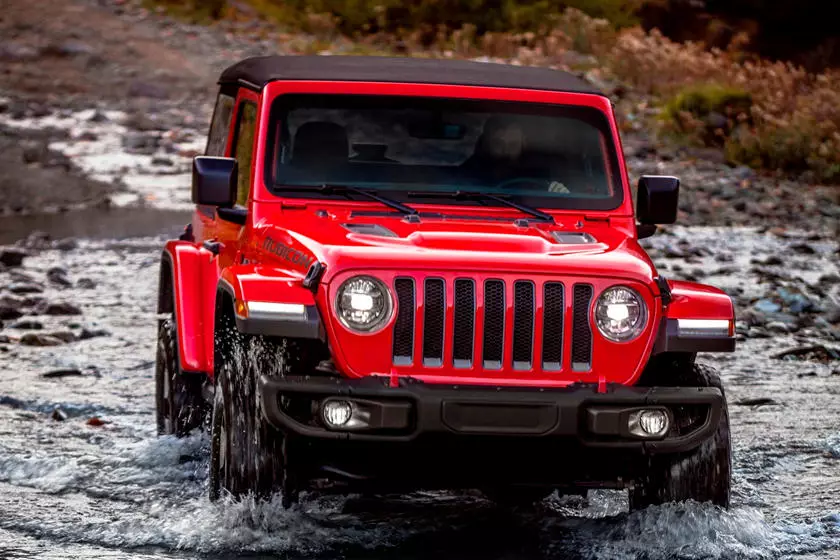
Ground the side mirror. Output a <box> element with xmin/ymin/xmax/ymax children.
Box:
<box><xmin>192</xmin><ymin>156</ymin><xmax>237</xmax><ymax>207</ymax></box>
<box><xmin>636</xmin><ymin>175</ymin><xmax>679</xmax><ymax>225</ymax></box>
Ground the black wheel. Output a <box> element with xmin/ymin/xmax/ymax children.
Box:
<box><xmin>629</xmin><ymin>355</ymin><xmax>732</xmax><ymax>510</ymax></box>
<box><xmin>155</xmin><ymin>317</ymin><xmax>208</xmax><ymax>437</ymax></box>
<box><xmin>209</xmin><ymin>303</ymin><xmax>305</xmax><ymax>507</ymax></box>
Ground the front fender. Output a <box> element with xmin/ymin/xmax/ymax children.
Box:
<box><xmin>161</xmin><ymin>241</ymin><xmax>219</xmax><ymax>374</ymax></box>
<box><xmin>653</xmin><ymin>280</ymin><xmax>736</xmax><ymax>354</ymax></box>
<box><xmin>218</xmin><ymin>265</ymin><xmax>324</xmax><ymax>340</ymax></box>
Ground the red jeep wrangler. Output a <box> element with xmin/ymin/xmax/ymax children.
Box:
<box><xmin>155</xmin><ymin>55</ymin><xmax>735</xmax><ymax>509</ymax></box>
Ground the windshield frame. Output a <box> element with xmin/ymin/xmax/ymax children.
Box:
<box><xmin>261</xmin><ymin>89</ymin><xmax>626</xmax><ymax>212</ymax></box>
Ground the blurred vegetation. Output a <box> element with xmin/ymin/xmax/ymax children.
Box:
<box><xmin>147</xmin><ymin>0</ymin><xmax>840</xmax><ymax>183</ymax></box>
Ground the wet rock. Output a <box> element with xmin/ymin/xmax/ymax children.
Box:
<box><xmin>8</xmin><ymin>283</ymin><xmax>43</xmax><ymax>295</ymax></box>
<box><xmin>46</xmin><ymin>267</ymin><xmax>72</xmax><ymax>287</ymax></box>
<box><xmin>0</xmin><ymin>334</ymin><xmax>10</xmax><ymax>344</ymax></box>
<box><xmin>76</xmin><ymin>278</ymin><xmax>97</xmax><ymax>290</ymax></box>
<box><xmin>47</xmin><ymin>331</ymin><xmax>77</xmax><ymax>343</ymax></box>
<box><xmin>51</xmin><ymin>407</ymin><xmax>68</xmax><ymax>422</ymax></box>
<box><xmin>78</xmin><ymin>328</ymin><xmax>109</xmax><ymax>340</ymax></box>
<box><xmin>42</xmin><ymin>368</ymin><xmax>83</xmax><ymax>379</ymax></box>
<box><xmin>88</xmin><ymin>110</ymin><xmax>109</xmax><ymax>123</ymax></box>
<box><xmin>735</xmin><ymin>397</ymin><xmax>780</xmax><ymax>407</ymax></box>
<box><xmin>19</xmin><ymin>333</ymin><xmax>65</xmax><ymax>346</ymax></box>
<box><xmin>151</xmin><ymin>155</ymin><xmax>174</xmax><ymax>166</ymax></box>
<box><xmin>0</xmin><ymin>248</ymin><xmax>28</xmax><ymax>267</ymax></box>
<box><xmin>53</xmin><ymin>238</ymin><xmax>78</xmax><ymax>251</ymax></box>
<box><xmin>790</xmin><ymin>243</ymin><xmax>816</xmax><ymax>255</ymax></box>
<box><xmin>0</xmin><ymin>395</ymin><xmax>27</xmax><ymax>409</ymax></box>
<box><xmin>20</xmin><ymin>231</ymin><xmax>51</xmax><ymax>250</ymax></box>
<box><xmin>8</xmin><ymin>320</ymin><xmax>43</xmax><ymax>330</ymax></box>
<box><xmin>819</xmin><ymin>273</ymin><xmax>840</xmax><ymax>286</ymax></box>
<box><xmin>753</xmin><ymin>299</ymin><xmax>781</xmax><ymax>314</ymax></box>
<box><xmin>0</xmin><ymin>305</ymin><xmax>24</xmax><ymax>321</ymax></box>
<box><xmin>766</xmin><ymin>321</ymin><xmax>792</xmax><ymax>333</ymax></box>
<box><xmin>773</xmin><ymin>345</ymin><xmax>840</xmax><ymax>363</ymax></box>
<box><xmin>122</xmin><ymin>132</ymin><xmax>158</xmax><ymax>154</ymax></box>
<box><xmin>38</xmin><ymin>302</ymin><xmax>82</xmax><ymax>316</ymax></box>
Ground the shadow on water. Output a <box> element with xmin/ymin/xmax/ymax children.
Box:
<box><xmin>0</xmin><ymin>207</ymin><xmax>192</xmax><ymax>243</ymax></box>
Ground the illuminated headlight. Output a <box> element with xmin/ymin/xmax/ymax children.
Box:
<box><xmin>594</xmin><ymin>286</ymin><xmax>647</xmax><ymax>342</ymax></box>
<box><xmin>335</xmin><ymin>275</ymin><xmax>393</xmax><ymax>332</ymax></box>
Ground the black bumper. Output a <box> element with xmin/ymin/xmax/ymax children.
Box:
<box><xmin>259</xmin><ymin>375</ymin><xmax>723</xmax><ymax>454</ymax></box>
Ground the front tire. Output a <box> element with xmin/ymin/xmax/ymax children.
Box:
<box><xmin>209</xmin><ymin>304</ymin><xmax>299</xmax><ymax>506</ymax></box>
<box><xmin>629</xmin><ymin>355</ymin><xmax>732</xmax><ymax>510</ymax></box>
<box><xmin>155</xmin><ymin>317</ymin><xmax>208</xmax><ymax>437</ymax></box>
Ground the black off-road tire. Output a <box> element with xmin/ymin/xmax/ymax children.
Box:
<box><xmin>209</xmin><ymin>304</ymin><xmax>304</xmax><ymax>507</ymax></box>
<box><xmin>155</xmin><ymin>317</ymin><xmax>208</xmax><ymax>437</ymax></box>
<box><xmin>629</xmin><ymin>354</ymin><xmax>732</xmax><ymax>511</ymax></box>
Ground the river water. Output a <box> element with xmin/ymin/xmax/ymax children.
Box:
<box><xmin>0</xmin><ymin>226</ymin><xmax>837</xmax><ymax>559</ymax></box>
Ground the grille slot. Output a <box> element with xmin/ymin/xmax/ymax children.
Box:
<box><xmin>422</xmin><ymin>278</ymin><xmax>445</xmax><ymax>366</ymax></box>
<box><xmin>482</xmin><ymin>280</ymin><xmax>505</xmax><ymax>369</ymax></box>
<box><xmin>452</xmin><ymin>279</ymin><xmax>475</xmax><ymax>368</ymax></box>
<box><xmin>512</xmin><ymin>281</ymin><xmax>535</xmax><ymax>369</ymax></box>
<box><xmin>571</xmin><ymin>284</ymin><xmax>594</xmax><ymax>371</ymax></box>
<box><xmin>542</xmin><ymin>282</ymin><xmax>564</xmax><ymax>371</ymax></box>
<box><xmin>392</xmin><ymin>278</ymin><xmax>415</xmax><ymax>365</ymax></box>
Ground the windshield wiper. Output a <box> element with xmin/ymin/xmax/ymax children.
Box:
<box><xmin>279</xmin><ymin>184</ymin><xmax>418</xmax><ymax>216</ymax></box>
<box><xmin>407</xmin><ymin>190</ymin><xmax>554</xmax><ymax>223</ymax></box>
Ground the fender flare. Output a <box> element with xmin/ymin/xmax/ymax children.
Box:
<box><xmin>159</xmin><ymin>241</ymin><xmax>218</xmax><ymax>374</ymax></box>
<box><xmin>652</xmin><ymin>279</ymin><xmax>736</xmax><ymax>354</ymax></box>
<box><xmin>217</xmin><ymin>265</ymin><xmax>325</xmax><ymax>341</ymax></box>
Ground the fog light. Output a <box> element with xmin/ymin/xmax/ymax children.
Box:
<box><xmin>628</xmin><ymin>408</ymin><xmax>670</xmax><ymax>438</ymax></box>
<box><xmin>322</xmin><ymin>400</ymin><xmax>353</xmax><ymax>427</ymax></box>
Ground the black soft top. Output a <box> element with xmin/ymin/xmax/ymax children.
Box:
<box><xmin>219</xmin><ymin>55</ymin><xmax>603</xmax><ymax>95</ymax></box>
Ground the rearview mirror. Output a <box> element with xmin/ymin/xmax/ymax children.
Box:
<box><xmin>636</xmin><ymin>175</ymin><xmax>679</xmax><ymax>225</ymax></box>
<box><xmin>192</xmin><ymin>156</ymin><xmax>237</xmax><ymax>207</ymax></box>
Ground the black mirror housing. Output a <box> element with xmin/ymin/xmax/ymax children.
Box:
<box><xmin>192</xmin><ymin>156</ymin><xmax>238</xmax><ymax>208</ymax></box>
<box><xmin>636</xmin><ymin>175</ymin><xmax>679</xmax><ymax>225</ymax></box>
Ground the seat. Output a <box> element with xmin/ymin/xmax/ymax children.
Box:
<box><xmin>292</xmin><ymin>121</ymin><xmax>349</xmax><ymax>165</ymax></box>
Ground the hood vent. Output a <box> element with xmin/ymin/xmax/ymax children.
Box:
<box><xmin>551</xmin><ymin>231</ymin><xmax>597</xmax><ymax>244</ymax></box>
<box><xmin>342</xmin><ymin>223</ymin><xmax>398</xmax><ymax>238</ymax></box>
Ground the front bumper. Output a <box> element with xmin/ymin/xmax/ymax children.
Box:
<box><xmin>259</xmin><ymin>375</ymin><xmax>723</xmax><ymax>454</ymax></box>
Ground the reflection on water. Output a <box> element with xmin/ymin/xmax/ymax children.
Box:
<box><xmin>0</xmin><ymin>207</ymin><xmax>191</xmax><ymax>244</ymax></box>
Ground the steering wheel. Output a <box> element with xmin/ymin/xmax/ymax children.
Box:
<box><xmin>495</xmin><ymin>177</ymin><xmax>551</xmax><ymax>191</ymax></box>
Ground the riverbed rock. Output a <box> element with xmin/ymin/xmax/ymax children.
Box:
<box><xmin>38</xmin><ymin>302</ymin><xmax>82</xmax><ymax>316</ymax></box>
<box><xmin>0</xmin><ymin>305</ymin><xmax>24</xmax><ymax>321</ymax></box>
<box><xmin>8</xmin><ymin>283</ymin><xmax>44</xmax><ymax>295</ymax></box>
<box><xmin>0</xmin><ymin>248</ymin><xmax>28</xmax><ymax>267</ymax></box>
<box><xmin>42</xmin><ymin>368</ymin><xmax>83</xmax><ymax>379</ymax></box>
<box><xmin>9</xmin><ymin>320</ymin><xmax>43</xmax><ymax>330</ymax></box>
<box><xmin>47</xmin><ymin>267</ymin><xmax>72</xmax><ymax>287</ymax></box>
<box><xmin>51</xmin><ymin>407</ymin><xmax>68</xmax><ymax>421</ymax></box>
<box><xmin>78</xmin><ymin>327</ymin><xmax>109</xmax><ymax>340</ymax></box>
<box><xmin>76</xmin><ymin>278</ymin><xmax>97</xmax><ymax>289</ymax></box>
<box><xmin>19</xmin><ymin>333</ymin><xmax>65</xmax><ymax>346</ymax></box>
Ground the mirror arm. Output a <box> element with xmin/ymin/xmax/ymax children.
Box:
<box><xmin>636</xmin><ymin>223</ymin><xmax>658</xmax><ymax>239</ymax></box>
<box><xmin>217</xmin><ymin>206</ymin><xmax>248</xmax><ymax>226</ymax></box>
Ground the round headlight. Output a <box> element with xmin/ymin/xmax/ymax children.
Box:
<box><xmin>594</xmin><ymin>286</ymin><xmax>647</xmax><ymax>342</ymax></box>
<box><xmin>335</xmin><ymin>275</ymin><xmax>393</xmax><ymax>332</ymax></box>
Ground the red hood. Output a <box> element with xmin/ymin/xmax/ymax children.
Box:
<box><xmin>250</xmin><ymin>203</ymin><xmax>656</xmax><ymax>287</ymax></box>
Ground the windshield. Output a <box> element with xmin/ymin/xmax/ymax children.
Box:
<box><xmin>265</xmin><ymin>94</ymin><xmax>623</xmax><ymax>210</ymax></box>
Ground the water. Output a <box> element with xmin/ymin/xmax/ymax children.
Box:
<box><xmin>0</xmin><ymin>226</ymin><xmax>838</xmax><ymax>559</ymax></box>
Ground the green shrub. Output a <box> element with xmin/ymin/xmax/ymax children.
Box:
<box><xmin>661</xmin><ymin>84</ymin><xmax>752</xmax><ymax>146</ymax></box>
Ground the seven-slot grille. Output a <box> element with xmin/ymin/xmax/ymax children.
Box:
<box><xmin>392</xmin><ymin>277</ymin><xmax>594</xmax><ymax>372</ymax></box>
